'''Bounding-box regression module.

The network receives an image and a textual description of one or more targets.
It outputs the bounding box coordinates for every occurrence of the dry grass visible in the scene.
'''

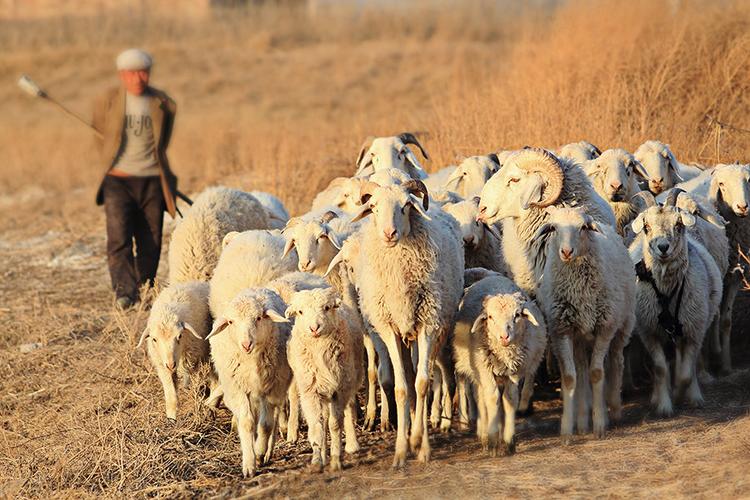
[1,0,750,497]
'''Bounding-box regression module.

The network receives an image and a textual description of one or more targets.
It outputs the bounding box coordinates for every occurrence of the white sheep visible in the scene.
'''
[703,163,750,373]
[634,140,703,195]
[167,187,271,284]
[629,202,722,415]
[423,165,457,194]
[137,281,214,420]
[583,148,643,235]
[285,287,364,472]
[556,141,602,164]
[443,155,501,198]
[532,206,636,439]
[205,287,292,478]
[209,229,298,318]
[250,190,290,229]
[349,178,464,466]
[355,133,430,180]
[442,197,506,273]
[281,210,348,278]
[477,147,616,295]
[453,274,547,455]
[311,177,367,214]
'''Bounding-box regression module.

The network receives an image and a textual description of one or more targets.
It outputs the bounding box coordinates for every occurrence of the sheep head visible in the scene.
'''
[477,147,564,224]
[443,197,497,249]
[282,212,343,274]
[556,141,602,164]
[351,179,431,247]
[138,306,203,372]
[631,204,696,263]
[285,288,341,339]
[205,289,287,353]
[531,206,604,263]
[326,177,367,213]
[634,140,680,195]
[355,133,429,180]
[583,149,641,203]
[708,163,750,218]
[471,292,541,348]
[445,155,501,197]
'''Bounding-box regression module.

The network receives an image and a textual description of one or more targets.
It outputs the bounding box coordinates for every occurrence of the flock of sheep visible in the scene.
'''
[137,133,750,476]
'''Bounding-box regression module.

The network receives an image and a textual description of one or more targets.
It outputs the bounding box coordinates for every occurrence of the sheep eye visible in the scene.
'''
[401,206,406,214]
[152,337,156,343]
[343,193,349,197]
[475,221,480,227]
[324,305,330,311]
[719,182,724,188]
[643,223,650,233]
[298,310,302,316]
[508,178,520,185]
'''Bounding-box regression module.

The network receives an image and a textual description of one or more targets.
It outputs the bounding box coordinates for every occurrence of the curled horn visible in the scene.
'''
[398,132,430,160]
[403,179,429,210]
[630,191,657,212]
[664,188,686,207]
[359,181,381,205]
[320,210,339,223]
[356,136,375,168]
[510,148,565,208]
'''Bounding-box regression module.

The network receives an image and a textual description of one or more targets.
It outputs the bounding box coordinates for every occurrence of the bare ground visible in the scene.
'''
[1,193,749,499]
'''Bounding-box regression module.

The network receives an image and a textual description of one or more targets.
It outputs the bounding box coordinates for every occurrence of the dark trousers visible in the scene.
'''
[103,175,165,300]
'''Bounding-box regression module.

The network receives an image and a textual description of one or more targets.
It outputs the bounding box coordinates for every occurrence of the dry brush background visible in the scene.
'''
[1,0,750,497]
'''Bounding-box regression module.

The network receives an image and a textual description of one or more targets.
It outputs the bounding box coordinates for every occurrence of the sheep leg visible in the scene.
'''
[344,398,360,454]
[518,371,535,415]
[677,341,704,407]
[156,366,178,421]
[429,368,443,430]
[204,376,223,409]
[640,333,673,417]
[300,393,324,472]
[590,334,611,439]
[719,275,740,375]
[227,393,257,478]
[254,399,274,466]
[501,381,519,455]
[263,405,279,465]
[381,333,410,468]
[363,334,379,431]
[286,382,300,442]
[575,349,591,435]
[435,347,456,433]
[328,400,344,472]
[456,375,469,430]
[404,341,417,420]
[277,403,288,437]
[606,330,628,423]
[554,334,576,443]
[375,335,396,432]
[476,368,500,456]
[410,333,435,463]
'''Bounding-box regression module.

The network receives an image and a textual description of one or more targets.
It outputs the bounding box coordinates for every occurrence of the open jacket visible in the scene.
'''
[92,86,178,218]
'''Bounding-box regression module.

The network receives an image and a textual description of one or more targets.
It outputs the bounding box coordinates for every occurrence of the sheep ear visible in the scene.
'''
[136,328,149,348]
[470,314,487,334]
[324,229,343,250]
[631,214,645,233]
[531,222,555,242]
[284,307,297,319]
[680,212,696,227]
[222,231,240,248]
[282,238,296,259]
[584,218,602,233]
[265,309,289,323]
[206,318,230,340]
[665,151,684,181]
[324,250,344,277]
[409,195,432,221]
[519,180,543,210]
[350,204,372,223]
[632,161,648,179]
[181,322,203,340]
[445,169,462,188]
[487,153,500,170]
[356,164,375,178]
[522,307,540,326]
[484,222,502,241]
[333,297,341,308]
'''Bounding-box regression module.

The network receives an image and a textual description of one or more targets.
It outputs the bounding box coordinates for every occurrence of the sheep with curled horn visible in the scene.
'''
[476,147,616,295]
[355,133,430,180]
[348,176,464,467]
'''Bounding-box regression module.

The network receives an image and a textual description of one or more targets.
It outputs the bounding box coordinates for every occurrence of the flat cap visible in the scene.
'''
[116,49,153,71]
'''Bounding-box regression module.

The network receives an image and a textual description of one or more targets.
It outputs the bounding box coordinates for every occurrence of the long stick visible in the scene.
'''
[45,94,103,139]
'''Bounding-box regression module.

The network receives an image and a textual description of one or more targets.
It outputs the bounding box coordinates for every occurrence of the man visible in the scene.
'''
[92,49,178,309]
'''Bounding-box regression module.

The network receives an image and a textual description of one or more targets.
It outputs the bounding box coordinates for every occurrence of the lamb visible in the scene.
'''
[205,287,292,478]
[452,274,547,455]
[167,187,271,284]
[281,210,347,277]
[628,198,722,415]
[285,287,364,472]
[442,197,506,273]
[311,177,367,214]
[583,148,643,235]
[476,147,616,295]
[350,178,464,466]
[703,163,750,373]
[355,132,430,180]
[531,206,636,439]
[443,155,501,198]
[137,281,214,420]
[556,141,602,164]
[634,140,703,195]
[250,190,290,229]
[209,229,298,318]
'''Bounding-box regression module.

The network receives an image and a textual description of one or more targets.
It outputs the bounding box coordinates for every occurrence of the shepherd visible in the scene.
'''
[92,49,178,309]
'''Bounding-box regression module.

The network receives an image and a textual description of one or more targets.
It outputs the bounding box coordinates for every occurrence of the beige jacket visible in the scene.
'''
[92,86,178,218]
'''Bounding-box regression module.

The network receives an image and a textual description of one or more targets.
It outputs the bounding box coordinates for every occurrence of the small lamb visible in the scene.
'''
[285,288,364,472]
[137,281,213,420]
[453,275,547,455]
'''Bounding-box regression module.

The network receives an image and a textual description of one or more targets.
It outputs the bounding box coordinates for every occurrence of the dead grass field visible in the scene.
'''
[1,1,750,497]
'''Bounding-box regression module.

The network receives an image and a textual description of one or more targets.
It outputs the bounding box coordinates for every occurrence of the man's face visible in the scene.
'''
[118,69,150,95]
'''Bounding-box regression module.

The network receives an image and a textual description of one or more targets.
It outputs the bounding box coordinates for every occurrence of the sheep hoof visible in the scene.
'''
[409,434,422,454]
[380,421,394,433]
[345,441,360,455]
[391,452,407,469]
[329,458,342,472]
[517,403,534,417]
[653,402,674,418]
[501,440,516,456]
[309,460,324,473]
[430,417,441,429]
[417,447,430,463]
[364,415,377,431]
[242,465,256,478]
[593,427,606,439]
[561,435,573,446]
[609,406,623,423]
[440,420,452,434]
